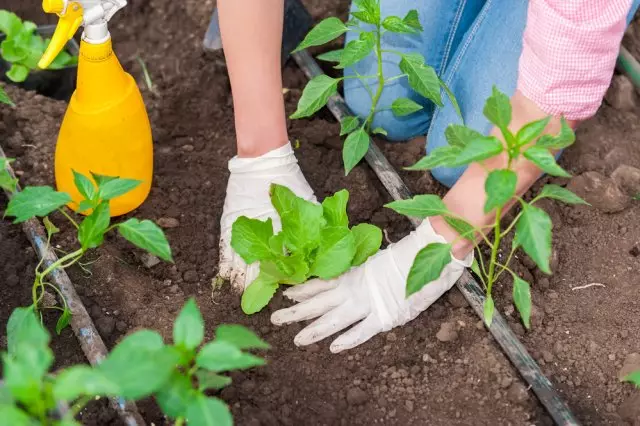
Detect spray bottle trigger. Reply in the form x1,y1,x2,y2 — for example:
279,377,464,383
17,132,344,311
38,1,83,69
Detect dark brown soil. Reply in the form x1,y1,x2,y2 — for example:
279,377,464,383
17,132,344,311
1,1,639,425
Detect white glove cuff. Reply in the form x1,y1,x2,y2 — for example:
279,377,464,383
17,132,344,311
229,142,297,174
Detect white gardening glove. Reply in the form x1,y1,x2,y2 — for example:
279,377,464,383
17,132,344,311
271,219,473,353
219,142,316,292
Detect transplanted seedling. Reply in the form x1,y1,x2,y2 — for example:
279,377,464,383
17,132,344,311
290,0,459,174
3,168,172,333
231,184,383,314
0,299,268,426
386,87,589,328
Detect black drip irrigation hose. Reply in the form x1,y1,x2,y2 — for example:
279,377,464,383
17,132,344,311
0,144,146,426
291,49,581,426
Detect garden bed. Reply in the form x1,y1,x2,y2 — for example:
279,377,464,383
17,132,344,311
1,0,639,424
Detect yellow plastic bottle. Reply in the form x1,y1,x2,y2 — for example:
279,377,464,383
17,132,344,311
39,0,152,217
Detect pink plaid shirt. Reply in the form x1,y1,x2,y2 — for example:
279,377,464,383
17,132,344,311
517,0,633,120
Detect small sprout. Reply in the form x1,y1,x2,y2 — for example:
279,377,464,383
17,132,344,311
136,56,157,95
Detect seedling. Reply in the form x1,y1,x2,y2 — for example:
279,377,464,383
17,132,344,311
626,370,640,388
231,184,382,314
0,10,77,83
0,84,12,105
386,87,588,328
290,0,459,174
3,169,172,333
0,299,268,426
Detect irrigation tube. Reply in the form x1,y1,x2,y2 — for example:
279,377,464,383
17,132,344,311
291,49,580,426
0,145,146,426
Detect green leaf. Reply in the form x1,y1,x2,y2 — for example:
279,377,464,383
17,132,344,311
270,183,297,216
309,226,356,279
536,118,575,149
403,9,423,31
216,324,270,350
336,32,375,69
186,395,232,426
444,216,475,240
352,0,380,24
7,307,49,356
290,74,339,119
405,146,461,171
241,272,279,315
624,371,640,387
294,17,348,52
351,223,382,266
512,274,532,329
280,196,324,252
273,253,309,284
340,116,360,136
0,172,17,192
53,366,120,401
471,258,482,278
0,405,35,426
98,330,178,400
155,373,194,419
55,307,72,335
537,184,588,205
98,178,142,201
231,217,274,264
483,296,494,327
516,116,550,146
90,172,118,187
317,49,344,63
72,170,97,201
43,216,59,238
406,243,452,296
322,189,349,227
523,146,570,177
196,341,265,372
6,63,29,83
385,194,448,218
343,128,369,174
5,186,71,223
399,53,442,105
196,370,232,391
0,11,23,38
439,77,462,119
1,39,28,63
3,346,53,405
78,201,110,250
391,97,423,116
372,127,388,136
515,203,552,274
0,85,14,106
173,298,204,351
48,50,75,70
269,232,285,255
77,200,96,213
484,169,517,213
382,16,418,34
450,136,503,167
444,125,483,148
118,218,173,262
483,86,512,130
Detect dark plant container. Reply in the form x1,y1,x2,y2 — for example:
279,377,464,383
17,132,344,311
0,25,78,101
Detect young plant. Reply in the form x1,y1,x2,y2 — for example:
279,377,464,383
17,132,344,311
0,299,268,426
386,87,588,328
231,184,382,314
626,370,640,388
4,170,172,332
0,10,77,83
290,0,459,174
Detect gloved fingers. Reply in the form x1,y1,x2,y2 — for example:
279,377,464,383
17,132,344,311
329,315,382,354
229,255,249,294
293,303,366,347
217,236,234,280
282,278,339,302
270,288,343,325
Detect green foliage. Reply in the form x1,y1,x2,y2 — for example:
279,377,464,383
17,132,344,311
0,156,17,192
291,5,459,174
1,300,267,425
3,171,172,333
406,243,452,297
232,184,383,314
0,84,13,105
625,370,640,387
0,10,77,83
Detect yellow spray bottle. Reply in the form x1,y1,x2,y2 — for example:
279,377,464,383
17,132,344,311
39,0,152,217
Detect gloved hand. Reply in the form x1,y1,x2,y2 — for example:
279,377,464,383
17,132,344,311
271,219,473,353
219,142,316,292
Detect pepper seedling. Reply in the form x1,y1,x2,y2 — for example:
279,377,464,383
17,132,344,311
290,0,459,174
386,87,589,328
0,10,77,83
3,169,172,333
0,299,268,426
231,184,383,314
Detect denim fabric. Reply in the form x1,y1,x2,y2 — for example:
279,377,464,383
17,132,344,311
344,0,640,188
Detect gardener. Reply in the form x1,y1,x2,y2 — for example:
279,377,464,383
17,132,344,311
217,0,640,353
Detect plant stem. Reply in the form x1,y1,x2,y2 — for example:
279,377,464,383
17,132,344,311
41,249,84,279
486,206,503,295
384,73,407,84
58,208,79,229
363,27,385,133
495,243,518,281
500,211,522,238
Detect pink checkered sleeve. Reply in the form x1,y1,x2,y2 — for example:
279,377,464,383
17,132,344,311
517,0,633,121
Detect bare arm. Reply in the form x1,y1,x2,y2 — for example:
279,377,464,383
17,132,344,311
218,0,288,157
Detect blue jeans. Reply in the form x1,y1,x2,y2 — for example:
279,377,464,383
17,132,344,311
344,0,640,187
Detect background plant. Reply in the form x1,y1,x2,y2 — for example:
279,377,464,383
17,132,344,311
3,169,172,333
231,184,382,314
290,0,459,174
386,87,588,328
0,10,77,83
0,299,268,426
